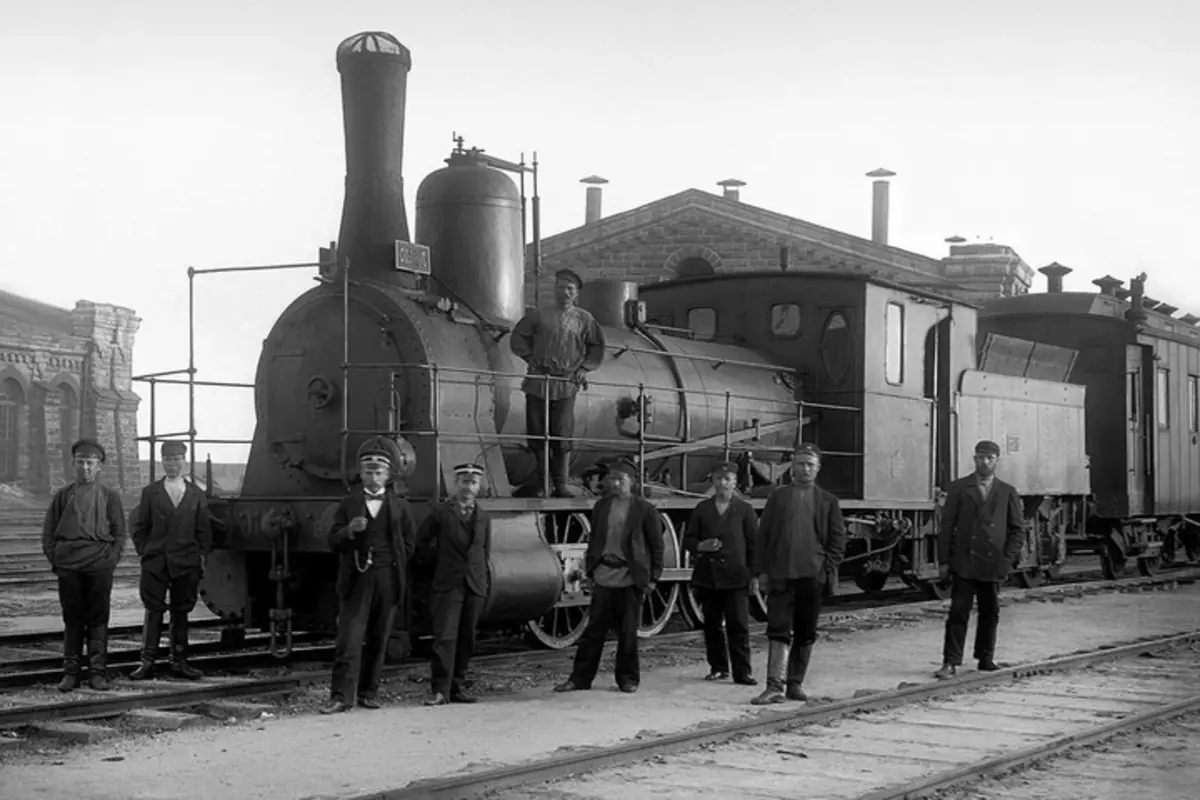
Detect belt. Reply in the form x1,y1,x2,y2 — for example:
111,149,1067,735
600,554,628,568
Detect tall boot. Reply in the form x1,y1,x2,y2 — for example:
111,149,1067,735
86,625,110,691
550,450,571,498
750,641,789,705
58,626,85,692
786,643,813,701
129,611,162,681
169,613,203,680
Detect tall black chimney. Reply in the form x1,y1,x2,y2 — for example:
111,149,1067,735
866,167,896,245
334,32,411,281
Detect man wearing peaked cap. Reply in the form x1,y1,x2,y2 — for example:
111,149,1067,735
934,439,1025,680
42,438,128,692
129,441,213,681
510,267,606,497
321,437,418,713
417,461,492,705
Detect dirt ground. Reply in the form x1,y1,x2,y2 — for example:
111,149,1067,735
0,583,217,635
0,581,1197,800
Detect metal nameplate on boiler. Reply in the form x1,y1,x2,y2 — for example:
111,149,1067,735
394,241,431,275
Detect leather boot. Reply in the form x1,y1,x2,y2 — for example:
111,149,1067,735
169,614,203,680
129,611,162,681
87,625,110,690
550,451,571,498
58,626,84,692
750,641,789,705
786,643,813,701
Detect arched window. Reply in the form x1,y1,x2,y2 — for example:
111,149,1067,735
0,378,24,481
819,311,854,385
675,257,715,279
59,383,78,479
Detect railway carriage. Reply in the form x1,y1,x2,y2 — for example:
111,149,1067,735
150,31,1094,659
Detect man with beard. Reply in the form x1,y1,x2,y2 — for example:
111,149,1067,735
751,443,846,705
934,439,1026,679
129,441,212,681
42,439,127,692
321,437,417,713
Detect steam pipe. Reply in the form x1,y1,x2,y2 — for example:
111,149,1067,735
532,153,542,309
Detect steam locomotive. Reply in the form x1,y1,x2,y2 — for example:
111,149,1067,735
175,30,1184,659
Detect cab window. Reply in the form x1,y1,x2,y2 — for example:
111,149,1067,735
688,307,716,341
820,310,853,384
885,302,904,385
769,303,801,338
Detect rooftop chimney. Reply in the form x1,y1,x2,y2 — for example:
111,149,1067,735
867,168,896,245
717,178,746,202
580,175,608,224
1126,273,1148,323
1038,262,1073,294
333,31,412,282
1092,275,1123,297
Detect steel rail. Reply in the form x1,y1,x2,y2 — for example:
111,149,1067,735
859,693,1200,800
0,617,226,648
372,630,1200,800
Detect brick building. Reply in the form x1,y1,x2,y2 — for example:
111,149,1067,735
0,289,142,495
525,176,1035,312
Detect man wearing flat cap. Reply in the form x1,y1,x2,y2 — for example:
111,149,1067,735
681,462,758,685
934,440,1026,679
511,268,606,497
42,438,128,692
416,462,492,705
321,436,417,713
129,440,213,681
751,443,846,705
555,458,664,694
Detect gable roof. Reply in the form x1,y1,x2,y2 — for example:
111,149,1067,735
0,288,78,340
532,188,950,283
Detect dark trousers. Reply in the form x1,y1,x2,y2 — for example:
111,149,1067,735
569,585,641,688
942,577,1000,666
58,569,115,629
699,587,752,679
525,392,576,487
765,576,825,646
330,567,398,702
140,567,201,614
429,585,485,697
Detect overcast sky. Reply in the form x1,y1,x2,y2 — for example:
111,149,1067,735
2,0,1197,463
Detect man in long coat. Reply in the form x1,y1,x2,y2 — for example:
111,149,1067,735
681,462,758,685
321,437,417,713
935,439,1026,679
555,459,664,694
129,441,212,681
418,462,492,706
751,443,846,705
510,268,606,497
42,439,127,692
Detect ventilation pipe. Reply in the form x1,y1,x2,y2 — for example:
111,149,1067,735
1092,275,1123,297
580,175,608,224
1038,262,1073,294
717,178,745,202
1126,273,1148,322
866,168,896,245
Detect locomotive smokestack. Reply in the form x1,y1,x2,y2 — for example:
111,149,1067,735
334,31,411,281
1038,262,1072,294
581,175,608,224
867,168,896,245
1126,273,1149,323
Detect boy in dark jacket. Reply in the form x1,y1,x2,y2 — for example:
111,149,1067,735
418,462,492,706
682,462,758,685
321,437,417,714
42,439,127,692
554,459,664,694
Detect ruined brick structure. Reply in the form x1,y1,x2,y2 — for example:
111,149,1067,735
525,181,1034,309
0,289,142,495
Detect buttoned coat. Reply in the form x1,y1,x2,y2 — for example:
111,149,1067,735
756,483,847,589
585,495,665,592
681,496,758,590
132,479,212,580
937,474,1026,583
417,502,492,597
326,487,417,602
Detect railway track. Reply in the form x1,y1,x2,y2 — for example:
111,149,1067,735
0,568,1194,743
391,630,1200,800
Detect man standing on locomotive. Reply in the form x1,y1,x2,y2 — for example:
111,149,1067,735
751,443,846,705
42,439,128,692
934,439,1025,679
321,438,416,713
681,462,759,685
129,441,213,681
510,268,606,498
418,462,492,706
554,459,664,694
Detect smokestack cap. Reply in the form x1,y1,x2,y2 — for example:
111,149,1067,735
717,178,747,189
337,31,412,67
580,175,609,185
866,167,897,179
1092,275,1124,296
